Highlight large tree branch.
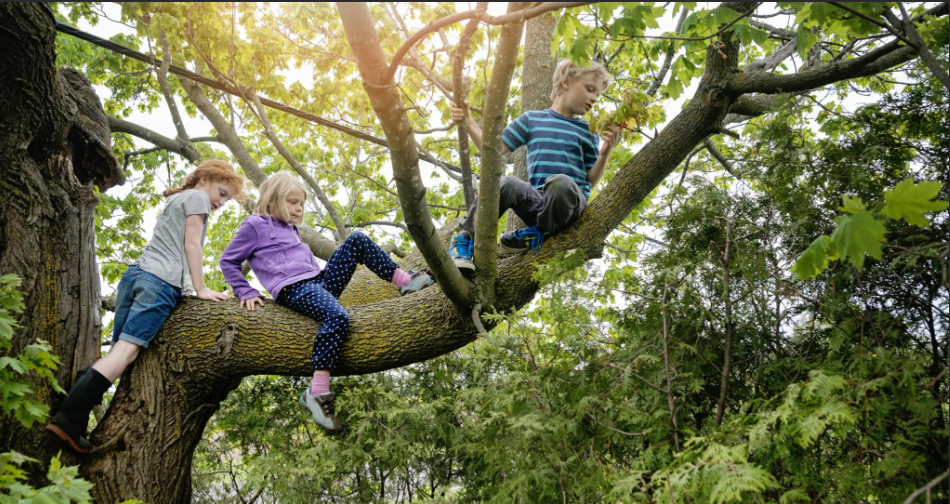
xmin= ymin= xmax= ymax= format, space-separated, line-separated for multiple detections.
xmin=384 ymin=2 xmax=595 ymax=82
xmin=729 ymin=40 xmax=917 ymax=95
xmin=248 ymin=92 xmax=350 ymax=240
xmin=731 ymin=2 xmax=949 ymax=95
xmin=883 ymin=3 xmax=950 ymax=91
xmin=107 ymin=116 xmax=208 ymax=162
xmin=338 ymin=2 xmax=472 ymax=307
xmin=472 ymin=3 xmax=526 ymax=306
xmin=180 ymin=77 xmax=339 ymax=259
xmin=179 ymin=76 xmax=268 ymax=186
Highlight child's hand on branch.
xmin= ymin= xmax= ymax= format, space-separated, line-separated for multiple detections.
xmin=197 ymin=287 xmax=231 ymax=302
xmin=241 ymin=296 xmax=266 ymax=311
xmin=450 ymin=100 xmax=470 ymax=123
xmin=600 ymin=125 xmax=621 ymax=155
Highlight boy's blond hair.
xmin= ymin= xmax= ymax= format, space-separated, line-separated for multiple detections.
xmin=550 ymin=60 xmax=611 ymax=101
xmin=254 ymin=171 xmax=308 ymax=225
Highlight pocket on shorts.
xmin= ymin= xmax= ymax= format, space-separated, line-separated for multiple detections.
xmin=132 ymin=275 xmax=166 ymax=305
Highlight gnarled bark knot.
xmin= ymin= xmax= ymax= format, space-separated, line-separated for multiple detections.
xmin=709 ymin=88 xmax=730 ymax=108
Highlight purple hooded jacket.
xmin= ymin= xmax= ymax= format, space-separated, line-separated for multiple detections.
xmin=220 ymin=215 xmax=321 ymax=300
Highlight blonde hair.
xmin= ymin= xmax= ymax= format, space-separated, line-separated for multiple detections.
xmin=254 ymin=171 xmax=308 ymax=225
xmin=164 ymin=159 xmax=246 ymax=201
xmin=550 ymin=60 xmax=612 ymax=101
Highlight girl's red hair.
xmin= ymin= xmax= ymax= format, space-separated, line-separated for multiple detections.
xmin=164 ymin=160 xmax=245 ymax=201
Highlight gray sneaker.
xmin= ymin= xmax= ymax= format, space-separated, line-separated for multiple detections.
xmin=299 ymin=389 xmax=341 ymax=430
xmin=400 ymin=269 xmax=436 ymax=296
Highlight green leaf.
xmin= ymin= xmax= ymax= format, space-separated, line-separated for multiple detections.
xmin=882 ymin=178 xmax=949 ymax=227
xmin=666 ymin=76 xmax=684 ymax=100
xmin=838 ymin=195 xmax=866 ymax=213
xmin=707 ymin=7 xmax=742 ymax=26
xmin=830 ymin=211 xmax=886 ymax=270
xmin=795 ymin=24 xmax=818 ymax=59
xmin=791 ymin=235 xmax=837 ymax=279
xmin=0 ymin=357 xmax=27 ymax=374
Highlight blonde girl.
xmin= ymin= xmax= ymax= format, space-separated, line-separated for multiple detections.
xmin=220 ymin=172 xmax=433 ymax=430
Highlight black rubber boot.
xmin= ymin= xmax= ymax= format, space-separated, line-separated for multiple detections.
xmin=45 ymin=367 xmax=112 ymax=453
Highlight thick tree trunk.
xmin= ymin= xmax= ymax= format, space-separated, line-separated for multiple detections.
xmin=0 ymin=0 xmax=122 ymax=473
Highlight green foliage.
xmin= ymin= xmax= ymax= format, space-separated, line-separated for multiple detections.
xmin=0 ymin=275 xmax=64 ymax=427
xmin=0 ymin=451 xmax=95 ymax=504
xmin=793 ymin=180 xmax=947 ymax=278
xmin=0 ymin=277 xmax=99 ymax=504
xmin=883 ymin=178 xmax=950 ymax=226
xmin=192 ymin=66 xmax=947 ymax=503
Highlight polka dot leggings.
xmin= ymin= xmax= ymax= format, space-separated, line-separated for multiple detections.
xmin=276 ymin=232 xmax=399 ymax=372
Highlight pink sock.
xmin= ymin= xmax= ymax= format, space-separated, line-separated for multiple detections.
xmin=392 ymin=269 xmax=411 ymax=287
xmin=310 ymin=372 xmax=331 ymax=396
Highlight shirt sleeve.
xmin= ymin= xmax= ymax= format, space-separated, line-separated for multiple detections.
xmin=585 ymin=133 xmax=600 ymax=170
xmin=503 ymin=113 xmax=531 ymax=151
xmin=220 ymin=220 xmax=265 ymax=300
xmin=179 ymin=190 xmax=211 ymax=219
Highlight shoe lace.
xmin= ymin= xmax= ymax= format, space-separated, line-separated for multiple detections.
xmin=452 ymin=234 xmax=474 ymax=257
xmin=512 ymin=226 xmax=545 ymax=251
xmin=321 ymin=396 xmax=335 ymax=416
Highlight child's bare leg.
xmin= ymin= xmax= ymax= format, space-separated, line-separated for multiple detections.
xmin=92 ymin=340 xmax=142 ymax=382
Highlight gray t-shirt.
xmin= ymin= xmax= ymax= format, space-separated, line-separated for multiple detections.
xmin=135 ymin=189 xmax=211 ymax=289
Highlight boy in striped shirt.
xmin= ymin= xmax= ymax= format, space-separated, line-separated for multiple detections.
xmin=449 ymin=60 xmax=620 ymax=272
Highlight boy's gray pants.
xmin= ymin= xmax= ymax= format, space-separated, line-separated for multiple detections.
xmin=459 ymin=174 xmax=587 ymax=235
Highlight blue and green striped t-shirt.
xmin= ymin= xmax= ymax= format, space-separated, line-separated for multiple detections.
xmin=502 ymin=108 xmax=600 ymax=200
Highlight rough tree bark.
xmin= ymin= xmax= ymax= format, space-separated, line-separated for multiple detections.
xmin=507 ymin=11 xmax=557 ymax=232
xmin=0 ymin=0 xmax=123 ymax=481
xmin=1 ymin=2 xmax=940 ymax=503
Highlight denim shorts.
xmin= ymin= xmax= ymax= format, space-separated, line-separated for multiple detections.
xmin=110 ymin=265 xmax=182 ymax=349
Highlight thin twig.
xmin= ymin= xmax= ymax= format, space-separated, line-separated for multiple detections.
xmin=901 ymin=469 xmax=949 ymax=504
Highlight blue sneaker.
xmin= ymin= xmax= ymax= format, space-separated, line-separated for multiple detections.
xmin=450 ymin=231 xmax=475 ymax=272
xmin=500 ymin=225 xmax=547 ymax=252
